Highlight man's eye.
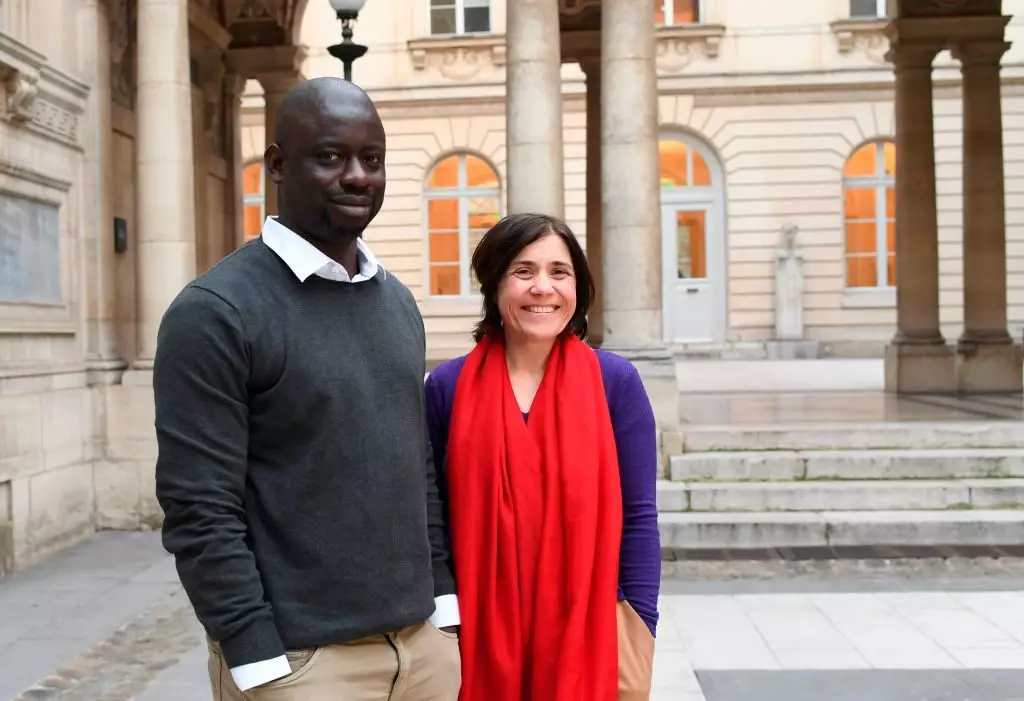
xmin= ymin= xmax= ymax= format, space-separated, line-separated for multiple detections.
xmin=365 ymin=154 xmax=382 ymax=165
xmin=320 ymin=152 xmax=340 ymax=161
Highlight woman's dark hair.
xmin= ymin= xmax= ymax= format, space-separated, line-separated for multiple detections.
xmin=471 ymin=213 xmax=595 ymax=343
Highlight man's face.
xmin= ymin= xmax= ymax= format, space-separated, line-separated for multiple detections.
xmin=267 ymin=97 xmax=386 ymax=245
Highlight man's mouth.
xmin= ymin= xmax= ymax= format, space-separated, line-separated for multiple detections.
xmin=330 ymin=196 xmax=372 ymax=209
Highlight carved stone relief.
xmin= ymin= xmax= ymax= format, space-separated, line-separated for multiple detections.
xmin=0 ymin=191 xmax=61 ymax=304
xmin=0 ymin=65 xmax=38 ymax=121
xmin=408 ymin=37 xmax=506 ymax=81
xmin=110 ymin=0 xmax=136 ymax=109
xmin=655 ymin=27 xmax=725 ymax=74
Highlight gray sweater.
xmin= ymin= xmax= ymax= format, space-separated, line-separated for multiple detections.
xmin=153 ymin=239 xmax=453 ymax=669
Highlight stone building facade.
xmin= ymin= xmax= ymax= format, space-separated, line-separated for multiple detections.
xmin=0 ymin=0 xmax=1021 ymax=571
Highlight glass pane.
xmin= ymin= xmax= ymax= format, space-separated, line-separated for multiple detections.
xmin=883 ymin=141 xmax=896 ymax=176
xmin=887 ymin=252 xmax=896 ymax=287
xmin=427 ymin=198 xmax=460 ymax=231
xmin=466 ymin=156 xmax=498 ymax=188
xmin=430 ymin=7 xmax=456 ymax=34
xmin=674 ymin=0 xmax=700 ymax=24
xmin=885 ymin=186 xmax=895 ymax=219
xmin=844 ymin=222 xmax=877 ymax=255
xmin=846 ymin=255 xmax=878 ymax=288
xmin=431 ymin=264 xmax=461 ymax=296
xmin=429 ymin=232 xmax=460 ymax=264
xmin=431 ymin=0 xmax=454 ymax=5
xmin=659 ymin=141 xmax=688 ymax=187
xmin=464 ymin=6 xmax=490 ymax=32
xmin=468 ymin=228 xmax=491 ymax=292
xmin=844 ymin=187 xmax=876 ymax=220
xmin=676 ymin=210 xmax=706 ymax=280
xmin=244 ymin=204 xmax=263 ymax=240
xmin=654 ymin=0 xmax=668 ymax=25
xmin=243 ymin=163 xmax=262 ymax=195
xmin=850 ymin=0 xmax=882 ymax=17
xmin=427 ymin=156 xmax=459 ymax=189
xmin=466 ymin=196 xmax=500 ymax=230
xmin=843 ymin=143 xmax=877 ymax=178
xmin=692 ymin=150 xmax=712 ymax=186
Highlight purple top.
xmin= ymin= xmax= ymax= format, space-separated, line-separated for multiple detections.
xmin=424 ymin=348 xmax=661 ymax=636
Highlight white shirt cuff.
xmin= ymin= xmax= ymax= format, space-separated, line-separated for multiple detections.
xmin=430 ymin=594 xmax=461 ymax=628
xmin=230 ymin=655 xmax=292 ymax=692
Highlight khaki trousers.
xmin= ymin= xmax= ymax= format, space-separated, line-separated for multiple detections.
xmin=618 ymin=601 xmax=656 ymax=701
xmin=207 ymin=621 xmax=461 ymax=701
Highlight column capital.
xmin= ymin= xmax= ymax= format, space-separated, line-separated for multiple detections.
xmin=226 ymin=44 xmax=307 ymax=82
xmin=952 ymin=40 xmax=1010 ymax=66
xmin=884 ymin=42 xmax=940 ymax=70
xmin=258 ymin=70 xmax=304 ymax=97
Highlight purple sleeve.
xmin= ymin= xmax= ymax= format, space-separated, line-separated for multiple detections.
xmin=605 ymin=357 xmax=661 ymax=638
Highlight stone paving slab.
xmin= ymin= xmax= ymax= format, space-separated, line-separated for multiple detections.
xmin=10 ymin=533 xmax=1024 ymax=700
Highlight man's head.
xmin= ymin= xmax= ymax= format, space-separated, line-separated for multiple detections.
xmin=265 ymin=78 xmax=386 ymax=246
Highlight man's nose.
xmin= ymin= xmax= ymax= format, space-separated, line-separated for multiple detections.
xmin=339 ymin=158 xmax=371 ymax=186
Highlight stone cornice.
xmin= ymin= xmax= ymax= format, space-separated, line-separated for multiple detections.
xmin=407 ymin=34 xmax=506 ymax=81
xmin=0 ymin=33 xmax=89 ymax=149
xmin=227 ymin=44 xmax=307 ymax=80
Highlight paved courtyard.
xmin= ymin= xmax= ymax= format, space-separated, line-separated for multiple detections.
xmin=4 ymin=534 xmax=1024 ymax=699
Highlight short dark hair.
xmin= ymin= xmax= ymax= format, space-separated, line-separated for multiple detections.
xmin=471 ymin=213 xmax=595 ymax=343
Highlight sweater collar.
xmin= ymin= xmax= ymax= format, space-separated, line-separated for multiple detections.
xmin=260 ymin=217 xmax=386 ymax=283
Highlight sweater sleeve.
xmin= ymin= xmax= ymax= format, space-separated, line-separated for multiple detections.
xmin=609 ymin=362 xmax=662 ymax=637
xmin=153 ymin=286 xmax=285 ymax=668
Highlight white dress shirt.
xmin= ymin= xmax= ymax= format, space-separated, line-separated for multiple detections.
xmin=230 ymin=218 xmax=461 ymax=692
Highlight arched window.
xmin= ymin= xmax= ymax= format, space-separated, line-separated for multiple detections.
xmin=843 ymin=140 xmax=896 ymax=288
xmin=655 ymin=0 xmax=701 ymax=26
xmin=425 ymin=153 xmax=501 ymax=297
xmin=242 ymin=162 xmax=265 ymax=241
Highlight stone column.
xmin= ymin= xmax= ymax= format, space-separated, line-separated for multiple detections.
xmin=225 ymin=74 xmax=247 ymax=252
xmin=505 ymin=0 xmax=564 ymax=216
xmin=601 ymin=0 xmax=679 ymax=472
xmin=582 ymin=58 xmax=604 ymax=346
xmin=79 ymin=0 xmax=125 ymax=381
xmin=883 ymin=28 xmax=955 ymax=393
xmin=133 ymin=0 xmax=196 ymax=366
xmin=953 ymin=28 xmax=1022 ymax=392
xmin=259 ymin=72 xmax=303 ymax=218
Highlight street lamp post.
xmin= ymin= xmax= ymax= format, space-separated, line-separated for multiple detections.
xmin=327 ymin=0 xmax=369 ymax=82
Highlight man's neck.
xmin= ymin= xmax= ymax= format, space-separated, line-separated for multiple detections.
xmin=276 ymin=216 xmax=361 ymax=277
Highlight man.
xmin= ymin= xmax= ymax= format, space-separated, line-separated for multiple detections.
xmin=153 ymin=78 xmax=461 ymax=700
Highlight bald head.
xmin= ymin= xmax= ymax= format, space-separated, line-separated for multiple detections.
xmin=273 ymin=77 xmax=379 ymax=150
xmin=264 ymin=76 xmax=387 ymax=253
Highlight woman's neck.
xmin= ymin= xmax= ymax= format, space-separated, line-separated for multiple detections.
xmin=504 ymin=336 xmax=555 ymax=378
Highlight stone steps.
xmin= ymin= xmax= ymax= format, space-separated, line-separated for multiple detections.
xmin=670 ymin=448 xmax=1024 ymax=481
xmin=658 ymin=421 xmax=1024 ymax=555
xmin=681 ymin=422 xmax=1024 ymax=453
xmin=657 ymin=478 xmax=1024 ymax=512
xmin=658 ymin=510 xmax=1024 ymax=550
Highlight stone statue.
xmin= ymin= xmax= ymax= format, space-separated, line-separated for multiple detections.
xmin=775 ymin=223 xmax=804 ymax=341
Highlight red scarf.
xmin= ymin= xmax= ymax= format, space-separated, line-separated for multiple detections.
xmin=447 ymin=333 xmax=622 ymax=701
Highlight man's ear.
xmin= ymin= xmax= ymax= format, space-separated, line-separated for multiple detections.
xmin=265 ymin=144 xmax=285 ymax=184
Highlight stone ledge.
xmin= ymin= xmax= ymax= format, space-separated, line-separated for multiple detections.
xmin=407 ymin=34 xmax=506 ymax=81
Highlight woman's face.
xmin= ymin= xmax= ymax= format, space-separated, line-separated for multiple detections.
xmin=497 ymin=232 xmax=577 ymax=345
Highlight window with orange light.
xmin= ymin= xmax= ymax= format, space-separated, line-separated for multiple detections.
xmin=655 ymin=0 xmax=701 ymax=26
xmin=425 ymin=153 xmax=502 ymax=296
xmin=242 ymin=162 xmax=265 ymax=241
xmin=658 ymin=140 xmax=713 ymax=279
xmin=843 ymin=140 xmax=896 ymax=288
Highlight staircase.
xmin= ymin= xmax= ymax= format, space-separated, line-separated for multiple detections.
xmin=658 ymin=421 xmax=1024 ymax=556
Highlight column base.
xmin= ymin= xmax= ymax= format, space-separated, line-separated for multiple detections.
xmin=884 ymin=342 xmax=956 ymax=394
xmin=956 ymin=341 xmax=1023 ymax=394
xmin=85 ymin=358 xmax=128 ymax=386
xmin=601 ymin=342 xmax=679 ymax=478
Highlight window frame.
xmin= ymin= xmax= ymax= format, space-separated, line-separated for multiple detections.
xmin=424 ymin=153 xmax=502 ymax=298
xmin=842 ymin=140 xmax=895 ymax=290
xmin=242 ymin=162 xmax=266 ymax=241
xmin=656 ymin=0 xmax=704 ymax=27
xmin=849 ymin=0 xmax=887 ymax=19
xmin=428 ymin=0 xmax=492 ymax=36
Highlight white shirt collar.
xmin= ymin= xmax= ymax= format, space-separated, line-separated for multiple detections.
xmin=260 ymin=217 xmax=386 ymax=283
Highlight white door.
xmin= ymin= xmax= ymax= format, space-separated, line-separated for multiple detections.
xmin=662 ymin=202 xmax=722 ymax=343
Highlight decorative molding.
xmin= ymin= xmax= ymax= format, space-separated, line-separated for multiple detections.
xmin=227 ymin=44 xmax=307 ymax=79
xmin=831 ymin=18 xmax=890 ymax=64
xmin=0 ymin=157 xmax=74 ymax=192
xmin=407 ymin=35 xmax=506 ymax=81
xmin=189 ymin=0 xmax=233 ymax=51
xmin=0 ymin=34 xmax=88 ymax=147
xmin=655 ymin=24 xmax=726 ymax=73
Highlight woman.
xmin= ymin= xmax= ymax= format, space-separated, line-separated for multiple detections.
xmin=425 ymin=213 xmax=661 ymax=701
